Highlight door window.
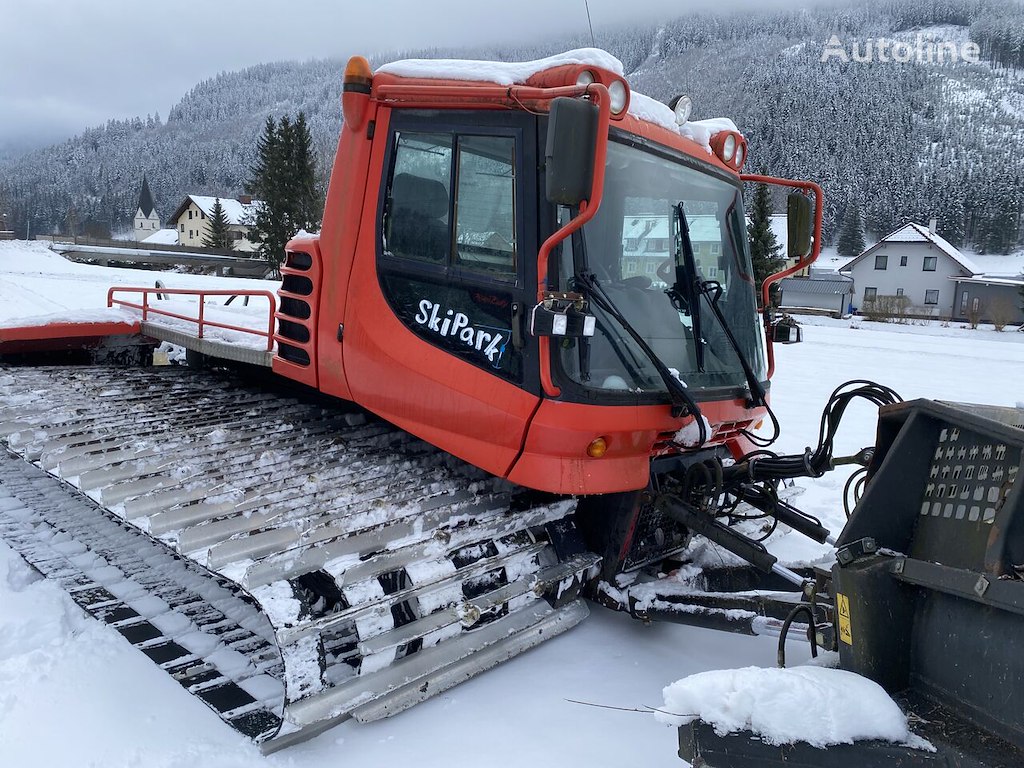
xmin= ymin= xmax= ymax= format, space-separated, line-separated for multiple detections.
xmin=385 ymin=132 xmax=517 ymax=282
xmin=454 ymin=135 xmax=516 ymax=279
xmin=385 ymin=133 xmax=453 ymax=264
xmin=379 ymin=126 xmax=524 ymax=382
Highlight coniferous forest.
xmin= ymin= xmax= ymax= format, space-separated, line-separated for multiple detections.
xmin=0 ymin=0 xmax=1021 ymax=253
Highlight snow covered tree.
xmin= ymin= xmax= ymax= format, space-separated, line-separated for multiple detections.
xmin=837 ymin=199 xmax=866 ymax=257
xmin=246 ymin=113 xmax=321 ymax=275
xmin=202 ymin=198 xmax=232 ymax=249
xmin=747 ymin=175 xmax=783 ymax=305
xmin=290 ymin=113 xmax=322 ymax=232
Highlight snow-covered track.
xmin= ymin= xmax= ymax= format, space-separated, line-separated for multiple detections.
xmin=0 ymin=365 xmax=596 ymax=751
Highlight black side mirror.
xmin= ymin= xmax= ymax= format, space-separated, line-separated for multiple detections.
xmin=545 ymin=97 xmax=598 ymax=206
xmin=787 ymin=192 xmax=813 ymax=260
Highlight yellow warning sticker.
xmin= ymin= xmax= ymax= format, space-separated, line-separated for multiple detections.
xmin=837 ymin=593 xmax=853 ymax=645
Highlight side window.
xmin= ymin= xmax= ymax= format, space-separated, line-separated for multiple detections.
xmin=379 ymin=127 xmax=523 ymax=382
xmin=384 ymin=131 xmax=516 ymax=282
xmin=455 ymin=136 xmax=516 ymax=279
xmin=385 ymin=133 xmax=453 ymax=264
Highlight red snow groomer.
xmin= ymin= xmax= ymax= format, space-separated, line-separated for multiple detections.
xmin=0 ymin=50 xmax=1020 ymax=767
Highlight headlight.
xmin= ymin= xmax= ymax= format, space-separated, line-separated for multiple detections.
xmin=576 ymin=69 xmax=596 ymax=86
xmin=734 ymin=143 xmax=745 ymax=168
xmin=608 ymin=79 xmax=629 ymax=114
xmin=670 ymin=95 xmax=692 ymax=125
xmin=722 ymin=133 xmax=737 ymax=162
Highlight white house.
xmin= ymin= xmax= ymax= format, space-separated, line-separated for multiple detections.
xmin=168 ymin=195 xmax=261 ymax=252
xmin=621 ymin=214 xmax=723 ymax=282
xmin=133 ymin=176 xmax=160 ymax=240
xmin=839 ymin=221 xmax=979 ymax=317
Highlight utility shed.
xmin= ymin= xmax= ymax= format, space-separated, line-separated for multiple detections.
xmin=778 ymin=276 xmax=854 ymax=317
xmin=952 ymin=276 xmax=1024 ymax=326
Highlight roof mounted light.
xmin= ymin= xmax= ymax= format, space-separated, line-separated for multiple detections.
xmin=669 ymin=94 xmax=692 ymax=125
xmin=575 ymin=69 xmax=596 ymax=87
xmin=342 ymin=55 xmax=373 ymax=131
xmin=710 ymin=130 xmax=747 ymax=172
xmin=608 ymin=79 xmax=629 ymax=115
xmin=343 ymin=56 xmax=372 ymax=92
xmin=722 ymin=134 xmax=737 ymax=162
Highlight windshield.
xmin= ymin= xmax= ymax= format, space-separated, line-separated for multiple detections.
xmin=557 ymin=140 xmax=766 ymax=396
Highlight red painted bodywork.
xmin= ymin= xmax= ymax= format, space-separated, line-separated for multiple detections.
xmin=263 ymin=64 xmax=795 ymax=495
xmin=0 ymin=319 xmax=141 ymax=354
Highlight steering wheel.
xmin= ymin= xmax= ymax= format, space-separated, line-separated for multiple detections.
xmin=617 ymin=275 xmax=652 ymax=289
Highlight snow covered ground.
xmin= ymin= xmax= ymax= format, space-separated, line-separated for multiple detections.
xmin=0 ymin=241 xmax=1022 ymax=767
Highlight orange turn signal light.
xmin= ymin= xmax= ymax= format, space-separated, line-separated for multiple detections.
xmin=587 ymin=437 xmax=609 ymax=458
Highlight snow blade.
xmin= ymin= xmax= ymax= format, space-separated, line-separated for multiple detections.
xmin=0 ymin=365 xmax=598 ymax=751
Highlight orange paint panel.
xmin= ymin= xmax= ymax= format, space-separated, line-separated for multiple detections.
xmin=509 ymin=398 xmax=766 ymax=495
xmin=0 ymin=320 xmax=140 ymax=343
xmin=343 ymin=270 xmax=538 ymax=478
xmin=312 ymin=102 xmax=384 ymax=402
xmin=0 ymin=320 xmax=143 ymax=354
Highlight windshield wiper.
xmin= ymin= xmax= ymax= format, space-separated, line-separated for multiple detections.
xmin=697 ymin=280 xmax=768 ymax=407
xmin=579 ymin=271 xmax=706 ymax=444
xmin=668 ymin=202 xmax=706 ymax=372
xmin=671 ymin=201 xmax=766 ymax=408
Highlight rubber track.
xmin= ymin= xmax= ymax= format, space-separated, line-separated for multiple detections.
xmin=0 ymin=365 xmax=596 ymax=748
xmin=0 ymin=454 xmax=284 ymax=739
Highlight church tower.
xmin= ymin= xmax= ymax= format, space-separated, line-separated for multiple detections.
xmin=133 ymin=175 xmax=160 ymax=240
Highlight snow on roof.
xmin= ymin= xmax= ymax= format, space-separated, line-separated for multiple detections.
xmin=379 ymin=49 xmax=738 ymax=154
xmin=842 ymin=222 xmax=979 ymax=275
xmin=141 ymin=228 xmax=179 ymax=245
xmin=622 ymin=214 xmax=720 ymax=242
xmin=886 ymin=223 xmax=978 ymax=272
xmin=626 ymin=93 xmax=736 ymax=153
xmin=953 ymin=274 xmax=1024 ymax=287
xmin=377 ymin=47 xmax=625 ymax=84
xmin=189 ymin=196 xmax=258 ymax=225
xmin=657 ymin=665 xmax=930 ymax=750
xmin=169 ymin=195 xmax=261 ymax=227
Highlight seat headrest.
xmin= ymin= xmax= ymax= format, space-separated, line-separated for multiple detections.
xmin=391 ymin=173 xmax=449 ymax=219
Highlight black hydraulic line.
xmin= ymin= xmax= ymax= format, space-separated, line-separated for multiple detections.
xmin=725 ymin=380 xmax=903 ymax=485
xmin=734 ymin=485 xmax=832 ymax=544
xmin=843 ymin=466 xmax=869 ymax=518
xmin=777 ymin=603 xmax=819 ymax=668
xmin=658 ymin=492 xmax=778 ymax=574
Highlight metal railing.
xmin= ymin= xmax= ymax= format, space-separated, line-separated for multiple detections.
xmin=108 ymin=287 xmax=277 ymax=351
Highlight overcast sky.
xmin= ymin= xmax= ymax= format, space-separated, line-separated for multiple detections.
xmin=1 ymin=0 xmax=808 ymax=155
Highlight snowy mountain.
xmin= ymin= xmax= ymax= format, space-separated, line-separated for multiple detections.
xmin=0 ymin=0 xmax=1021 ymax=252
